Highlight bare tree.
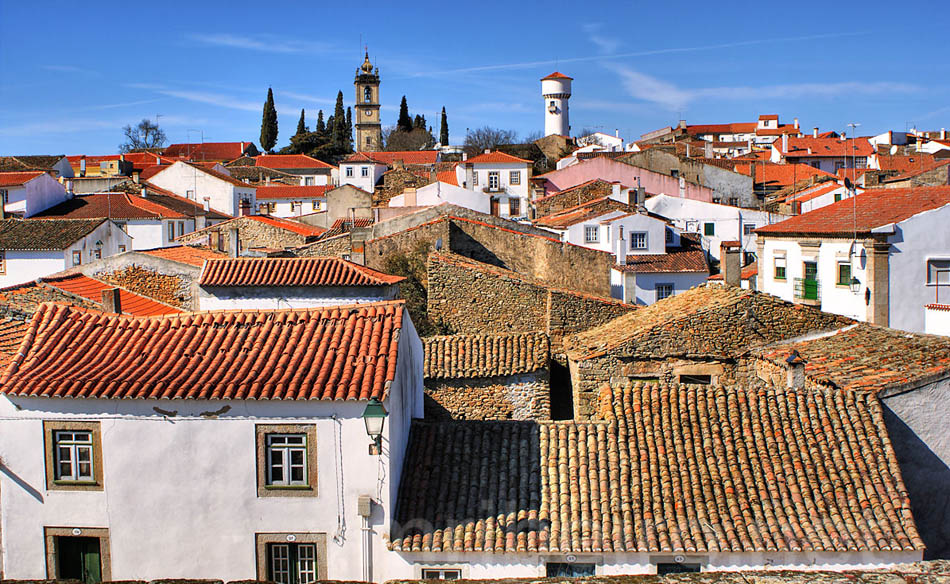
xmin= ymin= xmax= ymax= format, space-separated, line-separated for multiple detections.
xmin=383 ymin=125 xmax=435 ymax=151
xmin=463 ymin=126 xmax=517 ymax=155
xmin=119 ymin=119 xmax=167 ymax=152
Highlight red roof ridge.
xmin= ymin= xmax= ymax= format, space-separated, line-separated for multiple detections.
xmin=465 ymin=151 xmax=532 ymax=165
xmin=541 ymin=71 xmax=573 ymax=80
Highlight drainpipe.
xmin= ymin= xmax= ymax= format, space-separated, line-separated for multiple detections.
xmin=358 ymin=495 xmax=373 ymax=582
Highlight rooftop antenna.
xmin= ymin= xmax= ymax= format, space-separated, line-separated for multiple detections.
xmin=847 ymin=122 xmax=860 ymax=272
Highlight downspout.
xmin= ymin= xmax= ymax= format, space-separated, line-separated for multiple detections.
xmin=358 ymin=494 xmax=373 ymax=581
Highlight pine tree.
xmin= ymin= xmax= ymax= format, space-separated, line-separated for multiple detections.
xmin=345 ymin=107 xmax=353 ymax=151
xmin=439 ymin=107 xmax=449 ymax=146
xmin=295 ymin=109 xmax=307 ymax=136
xmin=260 ymin=87 xmax=279 ymax=153
xmin=332 ymin=91 xmax=347 ymax=151
xmin=397 ymin=96 xmax=412 ymax=133
xmin=316 ymin=110 xmax=326 ymax=136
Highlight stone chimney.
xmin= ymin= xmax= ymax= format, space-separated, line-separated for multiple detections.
xmin=616 ymin=228 xmax=626 ymax=266
xmin=785 ymin=350 xmax=806 ymax=389
xmin=229 ymin=228 xmax=240 ymax=258
xmin=464 ymin=164 xmax=474 ymax=190
xmin=101 ymin=288 xmax=122 ymax=314
xmin=720 ymin=240 xmax=741 ymax=287
xmin=813 ymin=127 xmax=819 ymax=139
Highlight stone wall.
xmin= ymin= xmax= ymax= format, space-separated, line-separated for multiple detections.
xmin=177 ymin=217 xmax=311 ymax=255
xmin=364 ymin=219 xmax=450 ymax=273
xmin=534 ymin=180 xmax=613 ymax=217
xmin=547 ymin=288 xmax=633 ymax=349
xmin=374 ymin=167 xmax=432 ymax=206
xmin=424 ymin=371 xmax=551 ymax=421
xmin=295 ymin=233 xmax=353 ymax=258
xmin=885 ymin=164 xmax=950 ymax=188
xmin=95 ymin=265 xmax=191 ymax=308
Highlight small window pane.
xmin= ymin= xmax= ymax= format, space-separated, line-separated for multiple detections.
xmin=270 ymin=544 xmax=291 ymax=584
xmin=704 ymin=222 xmax=715 ymax=236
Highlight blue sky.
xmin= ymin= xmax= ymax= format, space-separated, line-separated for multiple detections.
xmin=1 ymin=0 xmax=947 ymax=155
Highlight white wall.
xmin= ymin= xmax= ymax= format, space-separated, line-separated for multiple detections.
xmin=0 ymin=250 xmax=64 ymax=287
xmin=565 ymin=212 xmax=667 ymax=255
xmin=197 ymin=287 xmax=395 ymax=311
xmin=260 ymin=198 xmax=325 ymax=218
xmin=147 ymin=162 xmax=256 ymax=217
xmin=888 ymin=204 xmax=950 ymax=332
xmin=925 ymin=305 xmax=950 ymax=336
xmin=3 ymin=173 xmax=69 ymax=217
xmin=389 ymin=182 xmax=489 ymax=215
xmin=616 ymin=269 xmax=708 ymax=305
xmin=340 ymin=163 xmax=386 ymax=193
xmin=124 ymin=218 xmax=195 ymax=250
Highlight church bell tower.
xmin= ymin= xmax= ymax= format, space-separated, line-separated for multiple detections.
xmin=354 ymin=51 xmax=382 ymax=152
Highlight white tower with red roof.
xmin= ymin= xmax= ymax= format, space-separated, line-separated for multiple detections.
xmin=541 ymin=71 xmax=572 ymax=137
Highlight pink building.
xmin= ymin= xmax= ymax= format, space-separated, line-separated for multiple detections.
xmin=531 ymin=157 xmax=713 ymax=202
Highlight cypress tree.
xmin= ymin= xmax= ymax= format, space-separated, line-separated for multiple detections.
xmin=439 ymin=107 xmax=449 ymax=145
xmin=296 ymin=109 xmax=307 ymax=135
xmin=316 ymin=110 xmax=326 ymax=136
xmin=345 ymin=107 xmax=353 ymax=152
xmin=332 ymin=91 xmax=347 ymax=151
xmin=397 ymin=96 xmax=412 ymax=133
xmin=260 ymin=87 xmax=278 ymax=153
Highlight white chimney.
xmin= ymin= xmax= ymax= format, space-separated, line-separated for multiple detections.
xmin=813 ymin=127 xmax=819 ymax=138
xmin=782 ymin=133 xmax=788 ymax=153
xmin=794 ymin=118 xmax=799 ymax=129
xmin=203 ymin=197 xmax=210 ymax=212
xmin=616 ymin=228 xmax=626 ymax=266
xmin=942 ymin=128 xmax=947 ymax=140
xmin=484 ymin=148 xmax=491 ymax=154
xmin=615 ymin=129 xmax=620 ymax=138
xmin=140 ymin=186 xmax=147 ymax=198
xmin=66 ymin=180 xmax=74 ymax=197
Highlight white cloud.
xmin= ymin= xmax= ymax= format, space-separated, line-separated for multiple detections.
xmin=42 ymin=65 xmax=99 ymax=76
xmin=125 ymin=83 xmax=259 ymax=112
xmin=186 ymin=33 xmax=338 ymax=55
xmin=583 ymin=23 xmax=621 ymax=55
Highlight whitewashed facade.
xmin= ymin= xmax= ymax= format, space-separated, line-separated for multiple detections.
xmin=146 ymin=162 xmax=256 ymax=217
xmin=2 ymin=172 xmax=70 ymax=217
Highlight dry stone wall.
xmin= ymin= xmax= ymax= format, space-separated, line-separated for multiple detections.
xmin=424 ymin=371 xmax=551 ymax=421
xmin=177 ymin=217 xmax=311 ymax=255
xmin=534 ymin=180 xmax=614 ymax=217
xmin=96 ymin=265 xmax=190 ymax=308
xmin=295 ymin=233 xmax=353 ymax=258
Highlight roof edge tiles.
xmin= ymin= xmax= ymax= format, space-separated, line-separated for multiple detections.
xmin=199 ymin=257 xmax=405 ymax=287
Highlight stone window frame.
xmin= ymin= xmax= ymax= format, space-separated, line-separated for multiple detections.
xmin=43 ymin=420 xmax=104 ymax=491
xmin=255 ymin=532 xmax=328 ymax=581
xmin=255 ymin=424 xmax=318 ymax=498
xmin=773 ymin=253 xmax=787 ymax=281
xmin=44 ymin=526 xmax=112 ymax=581
xmin=416 ymin=564 xmax=469 ymax=579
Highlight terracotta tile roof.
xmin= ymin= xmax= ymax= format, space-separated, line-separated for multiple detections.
xmin=686 ymin=122 xmax=757 ymax=135
xmin=252 ymin=154 xmax=333 ymax=169
xmin=199 ymin=257 xmax=405 ymax=287
xmin=733 ymin=162 xmax=836 ymax=187
xmin=129 ymin=181 xmax=231 ymax=221
xmin=343 ymin=152 xmax=386 ymax=164
xmin=139 ymin=245 xmax=226 ymax=267
xmin=138 ymin=165 xmax=169 ymax=181
xmin=1 ymin=300 xmax=406 ymax=400
xmin=436 ymin=169 xmax=458 ymax=186
xmin=707 ymin=261 xmax=758 ymax=281
xmin=0 ymin=156 xmax=65 ymax=173
xmin=770 ymin=181 xmax=842 ymax=205
xmin=876 ymin=154 xmax=937 ymax=174
xmin=423 ymin=332 xmax=549 ymax=379
xmin=247 ymin=215 xmax=326 ymax=237
xmin=226 ymin=165 xmax=300 ymax=185
xmin=391 ymin=380 xmax=922 ymax=554
xmin=541 ymin=71 xmax=573 ymax=80
xmin=564 ymin=285 xmax=851 ymax=361
xmin=614 ymin=237 xmax=709 ymax=274
xmin=370 ymin=151 xmax=440 ymax=166
xmin=778 ymin=137 xmax=875 ymax=158
xmin=0 ymin=218 xmax=105 ymax=250
xmin=465 ymin=151 xmax=532 ymax=165
xmin=0 ymin=171 xmax=45 ymax=187
xmin=756 ymin=323 xmax=950 ymax=393
xmin=32 ymin=192 xmax=187 ymax=220
xmin=883 ymin=159 xmax=950 ymax=183
xmin=756 ymin=185 xmax=950 ymax=236
xmin=163 ymin=142 xmax=252 ymax=161
xmin=254 ymin=185 xmax=331 ymax=200
xmin=41 ymin=274 xmax=180 ymax=316
xmin=534 ymin=197 xmax=632 ymax=229
xmin=317 ymin=217 xmax=373 ymax=239
xmin=0 ymin=280 xmax=101 ymax=315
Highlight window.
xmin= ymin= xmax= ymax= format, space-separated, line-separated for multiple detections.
xmin=167 ymin=222 xmax=175 ymax=241
xmin=472 ymin=171 xmax=478 ymax=185
xmin=312 ymin=201 xmax=320 ymax=211
xmin=256 ymin=424 xmax=317 ymax=497
xmin=774 ymin=256 xmax=787 ymax=280
xmin=509 ymin=171 xmax=521 ymax=185
xmin=679 ymin=374 xmax=711 ymax=385
xmin=186 ymin=189 xmax=195 ymax=200
xmin=256 ymin=533 xmax=327 ymax=584
xmin=43 ymin=421 xmax=103 ymax=491
xmin=361 ymin=166 xmax=369 ymax=177
xmin=365 ymin=136 xmax=371 ymax=146
xmin=72 ymin=250 xmax=82 ymax=266
xmin=114 ymin=221 xmax=127 ymax=233
xmin=657 ymin=563 xmax=701 ymax=575
xmin=304 ymin=177 xmax=315 ymax=186
xmin=345 ymin=166 xmax=354 ymax=178
xmin=509 ymin=197 xmax=520 ymax=216
xmin=546 ymin=564 xmax=595 ymax=577
xmin=927 ymin=259 xmax=950 ymax=285
xmin=837 ymin=262 xmax=852 ymax=286
xmin=743 ymin=224 xmax=755 ymax=236
xmin=703 ymin=222 xmax=715 ymax=236
xmin=118 ymin=245 xmax=126 ymax=253
xmin=834 ymin=192 xmax=843 ymax=202
xmin=92 ymin=249 xmax=101 ymax=260
xmin=364 ymin=86 xmax=372 ymax=103
xmin=421 ymin=569 xmax=462 ymax=580
xmin=45 ymin=528 xmax=111 ymax=584
xmin=488 ymin=171 xmax=499 ymax=190
xmin=584 ymin=225 xmax=599 ymax=243
xmin=670 ymin=169 xmax=679 ymax=179
xmin=178 ymin=221 xmax=185 ymax=237
xmin=0 ymin=250 xmax=5 ymax=275
xmin=656 ymin=283 xmax=673 ymax=300
xmin=665 ymin=228 xmax=673 ymax=243
xmin=630 ymin=232 xmax=648 ymax=250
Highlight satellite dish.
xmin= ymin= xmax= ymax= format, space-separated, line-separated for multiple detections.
xmin=844 ymin=177 xmax=853 ymax=190
xmin=889 ymin=145 xmax=898 ymax=155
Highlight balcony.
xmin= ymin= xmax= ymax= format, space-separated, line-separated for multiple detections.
xmin=793 ymin=278 xmax=821 ymax=304
xmin=482 ymin=185 xmax=504 ymax=194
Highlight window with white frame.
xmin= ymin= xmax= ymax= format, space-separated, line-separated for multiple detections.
xmin=509 ymin=171 xmax=521 ymax=185
xmin=743 ymin=224 xmax=755 ymax=236
xmin=361 ymin=166 xmax=369 ymax=177
xmin=256 ymin=425 xmax=316 ymax=497
xmin=54 ymin=430 xmax=94 ymax=482
xmin=472 ymin=171 xmax=478 ymax=185
xmin=345 ymin=167 xmax=354 ymax=178
xmin=656 ymin=283 xmax=674 ymax=300
xmin=312 ymin=201 xmax=320 ymax=211
xmin=630 ymin=232 xmax=648 ymax=250
xmin=584 ymin=225 xmax=599 ymax=243
xmin=268 ymin=543 xmax=317 ymax=584
xmin=304 ymin=177 xmax=315 ymax=186
xmin=488 ymin=171 xmax=499 ymax=190
xmin=421 ymin=568 xmax=462 ymax=580
xmin=92 ymin=248 xmax=101 ymax=260
xmin=266 ymin=434 xmax=308 ymax=487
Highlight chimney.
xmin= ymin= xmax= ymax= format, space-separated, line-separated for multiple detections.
xmin=720 ymin=241 xmax=741 ymax=287
xmin=140 ymin=186 xmax=147 ymax=198
xmin=464 ymin=164 xmax=474 ymax=190
xmin=229 ymin=228 xmax=240 ymax=258
xmin=686 ymin=143 xmax=690 ymax=157
xmin=462 ymin=152 xmax=468 ymax=161
xmin=66 ymin=180 xmax=74 ymax=198
xmin=119 ymin=154 xmax=125 ymax=163
xmin=265 ymin=175 xmax=271 ymax=186
xmin=793 ymin=118 xmax=799 ymax=130
xmin=132 ymin=171 xmax=140 ymax=184
xmin=785 ymin=350 xmax=806 ymax=390
xmin=240 ymin=142 xmax=245 ymax=154
xmin=616 ymin=228 xmax=626 ymax=266
xmin=615 ymin=129 xmax=620 ymax=138
xmin=678 ymin=119 xmax=686 ymax=130
xmin=782 ymin=133 xmax=788 ymax=153
xmin=942 ymin=128 xmax=947 ymax=140
xmin=405 ymin=188 xmax=417 ymax=206
xmin=611 ymin=182 xmax=621 ymax=201
xmin=813 ymin=127 xmax=819 ymax=139
xmin=80 ymin=157 xmax=86 ymax=177
xmin=239 ymin=199 xmax=251 ymax=216
xmin=705 ymin=141 xmax=713 ymax=158
xmin=101 ymin=288 xmax=122 ymax=314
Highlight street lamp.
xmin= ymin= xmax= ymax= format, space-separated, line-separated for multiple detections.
xmin=361 ymin=397 xmax=387 ymax=455
xmin=849 ymin=276 xmax=861 ymax=294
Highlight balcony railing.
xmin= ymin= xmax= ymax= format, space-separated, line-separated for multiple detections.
xmin=482 ymin=185 xmax=504 ymax=193
xmin=794 ymin=278 xmax=820 ymax=301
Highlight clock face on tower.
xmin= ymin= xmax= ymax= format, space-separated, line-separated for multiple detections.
xmin=365 ymin=110 xmax=372 ymax=117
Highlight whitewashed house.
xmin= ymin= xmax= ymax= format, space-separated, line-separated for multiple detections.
xmin=0 ymin=218 xmax=132 ymax=287
xmin=0 ymin=171 xmax=70 ymax=218
xmin=388 ymin=180 xmax=489 ymax=215
xmin=576 ymin=131 xmax=624 ymax=152
xmin=646 ymin=193 xmax=790 ymax=260
xmin=0 ymin=300 xmax=423 ymax=583
xmin=196 ymin=257 xmax=404 ymax=310
xmin=755 ymin=185 xmax=950 ymax=333
xmin=457 ymin=151 xmax=531 ymax=219
xmin=340 ymin=152 xmax=387 ymax=193
xmin=144 ymin=161 xmax=256 ymax=217
xmin=254 ymin=154 xmax=335 ymax=186
xmin=256 ymin=185 xmax=331 ymax=218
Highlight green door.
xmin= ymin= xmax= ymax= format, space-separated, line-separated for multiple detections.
xmin=57 ymin=537 xmax=101 ymax=584
xmin=803 ymin=261 xmax=819 ymax=300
